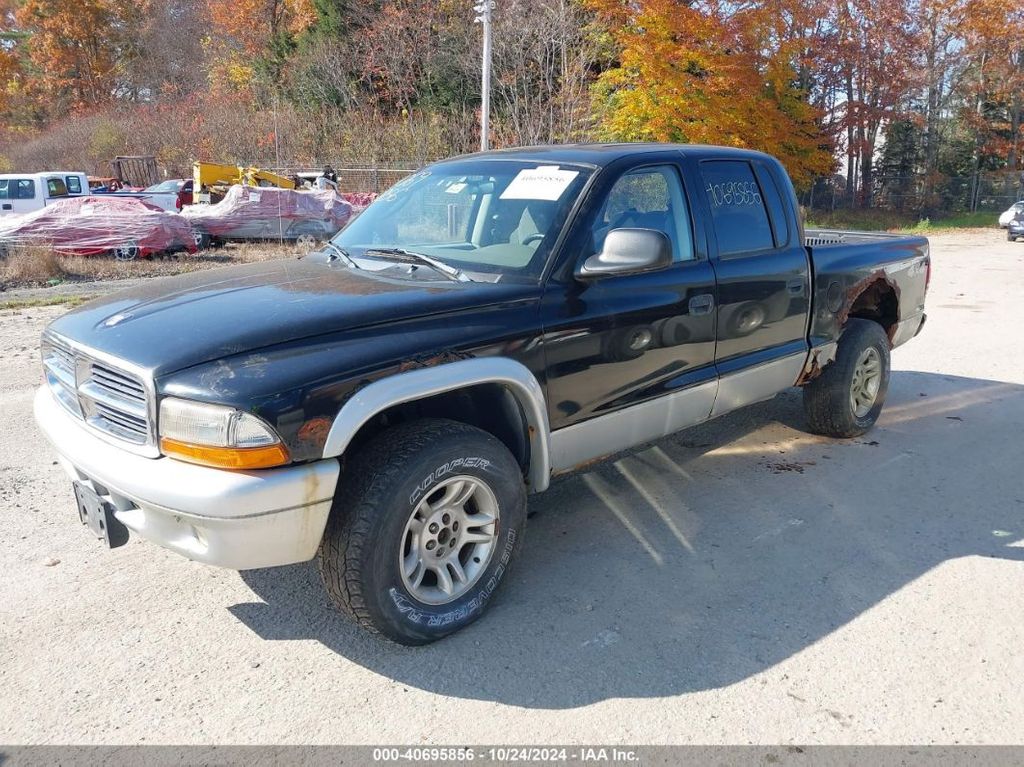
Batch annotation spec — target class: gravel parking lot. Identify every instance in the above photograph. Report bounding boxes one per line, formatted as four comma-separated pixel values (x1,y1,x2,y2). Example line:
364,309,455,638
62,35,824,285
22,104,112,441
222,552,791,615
1,229,1022,745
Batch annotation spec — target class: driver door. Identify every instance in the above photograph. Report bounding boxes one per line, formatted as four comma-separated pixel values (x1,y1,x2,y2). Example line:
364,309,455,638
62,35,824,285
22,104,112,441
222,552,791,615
539,155,719,468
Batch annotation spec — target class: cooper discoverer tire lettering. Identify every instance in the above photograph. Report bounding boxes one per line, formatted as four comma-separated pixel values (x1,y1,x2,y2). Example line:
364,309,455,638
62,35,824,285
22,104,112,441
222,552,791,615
317,418,527,645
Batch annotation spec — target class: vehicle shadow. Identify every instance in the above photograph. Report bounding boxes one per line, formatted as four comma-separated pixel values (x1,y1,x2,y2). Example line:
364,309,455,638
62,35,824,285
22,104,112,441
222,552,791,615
232,370,1024,709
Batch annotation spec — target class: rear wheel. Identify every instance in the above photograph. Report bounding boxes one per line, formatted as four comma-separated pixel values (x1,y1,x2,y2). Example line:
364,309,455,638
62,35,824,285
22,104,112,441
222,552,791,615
802,318,891,438
317,418,527,645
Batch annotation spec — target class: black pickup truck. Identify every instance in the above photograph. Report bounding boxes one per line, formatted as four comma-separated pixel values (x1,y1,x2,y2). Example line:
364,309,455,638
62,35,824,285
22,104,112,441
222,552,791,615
35,144,929,644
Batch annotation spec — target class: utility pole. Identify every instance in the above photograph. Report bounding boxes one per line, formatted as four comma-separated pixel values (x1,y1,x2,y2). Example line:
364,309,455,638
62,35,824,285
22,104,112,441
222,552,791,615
473,0,495,151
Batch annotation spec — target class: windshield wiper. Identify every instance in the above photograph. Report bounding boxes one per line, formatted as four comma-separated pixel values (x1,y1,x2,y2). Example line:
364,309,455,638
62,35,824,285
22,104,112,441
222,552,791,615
322,241,360,269
362,247,471,282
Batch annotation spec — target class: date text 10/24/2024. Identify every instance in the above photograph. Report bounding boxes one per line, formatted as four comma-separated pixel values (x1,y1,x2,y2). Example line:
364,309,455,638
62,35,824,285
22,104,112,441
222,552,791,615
372,747,640,762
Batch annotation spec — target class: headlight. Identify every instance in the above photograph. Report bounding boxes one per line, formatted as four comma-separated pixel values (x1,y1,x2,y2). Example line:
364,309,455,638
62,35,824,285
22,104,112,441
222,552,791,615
158,397,289,469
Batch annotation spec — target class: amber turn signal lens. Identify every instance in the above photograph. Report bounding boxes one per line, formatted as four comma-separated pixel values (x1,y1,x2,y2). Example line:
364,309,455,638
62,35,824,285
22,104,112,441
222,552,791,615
160,438,290,470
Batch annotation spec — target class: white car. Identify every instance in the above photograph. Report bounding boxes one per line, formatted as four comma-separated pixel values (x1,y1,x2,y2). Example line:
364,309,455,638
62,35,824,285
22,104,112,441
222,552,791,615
998,201,1024,227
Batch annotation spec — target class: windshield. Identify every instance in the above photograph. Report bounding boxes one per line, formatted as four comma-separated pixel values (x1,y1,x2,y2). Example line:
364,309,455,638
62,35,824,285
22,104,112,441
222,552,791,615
145,180,182,193
333,159,592,281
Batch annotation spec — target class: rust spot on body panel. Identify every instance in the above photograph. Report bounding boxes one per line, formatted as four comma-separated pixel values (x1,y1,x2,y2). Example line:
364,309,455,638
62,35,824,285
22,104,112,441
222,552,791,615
838,270,901,345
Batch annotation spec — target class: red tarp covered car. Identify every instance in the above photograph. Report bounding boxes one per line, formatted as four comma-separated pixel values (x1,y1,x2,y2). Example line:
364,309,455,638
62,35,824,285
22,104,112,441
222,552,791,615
182,185,356,246
338,191,377,210
0,196,196,260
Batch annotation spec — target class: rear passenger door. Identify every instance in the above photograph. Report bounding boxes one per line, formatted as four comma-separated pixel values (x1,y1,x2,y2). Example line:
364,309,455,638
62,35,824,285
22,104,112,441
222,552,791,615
693,158,810,414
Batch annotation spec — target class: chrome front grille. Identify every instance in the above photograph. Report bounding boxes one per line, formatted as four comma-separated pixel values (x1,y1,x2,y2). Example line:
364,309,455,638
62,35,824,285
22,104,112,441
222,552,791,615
42,333,157,455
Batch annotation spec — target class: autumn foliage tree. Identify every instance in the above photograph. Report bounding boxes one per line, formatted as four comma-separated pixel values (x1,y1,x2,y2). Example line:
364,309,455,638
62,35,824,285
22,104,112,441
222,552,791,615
15,0,143,112
586,0,835,189
0,0,1022,215
206,0,316,92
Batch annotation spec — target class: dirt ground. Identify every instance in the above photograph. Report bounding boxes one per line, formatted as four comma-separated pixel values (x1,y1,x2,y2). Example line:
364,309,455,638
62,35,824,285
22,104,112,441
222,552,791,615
0,228,1022,745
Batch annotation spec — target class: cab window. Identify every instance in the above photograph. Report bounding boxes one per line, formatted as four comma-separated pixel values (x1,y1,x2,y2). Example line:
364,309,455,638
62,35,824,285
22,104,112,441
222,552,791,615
754,164,791,247
65,175,82,194
591,165,695,262
47,178,68,197
700,160,774,256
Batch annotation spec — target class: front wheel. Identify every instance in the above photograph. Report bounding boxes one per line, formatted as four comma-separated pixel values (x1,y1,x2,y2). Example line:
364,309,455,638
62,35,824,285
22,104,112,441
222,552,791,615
294,233,319,251
802,318,891,438
317,418,527,645
112,242,140,262
193,230,212,251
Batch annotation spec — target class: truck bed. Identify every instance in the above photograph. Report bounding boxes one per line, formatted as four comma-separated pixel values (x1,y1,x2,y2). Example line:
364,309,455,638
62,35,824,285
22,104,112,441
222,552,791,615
804,228,915,247
803,228,930,352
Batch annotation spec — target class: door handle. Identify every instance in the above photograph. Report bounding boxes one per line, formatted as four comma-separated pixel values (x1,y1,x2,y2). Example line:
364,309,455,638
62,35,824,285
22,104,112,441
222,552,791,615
786,278,805,295
688,294,715,315
1,204,10,210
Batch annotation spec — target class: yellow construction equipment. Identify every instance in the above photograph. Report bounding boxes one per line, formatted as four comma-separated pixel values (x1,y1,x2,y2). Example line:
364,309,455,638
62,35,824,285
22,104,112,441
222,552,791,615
192,162,296,204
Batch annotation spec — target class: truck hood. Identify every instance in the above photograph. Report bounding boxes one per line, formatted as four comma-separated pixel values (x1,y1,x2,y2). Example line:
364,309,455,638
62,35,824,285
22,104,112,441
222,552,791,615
47,259,540,376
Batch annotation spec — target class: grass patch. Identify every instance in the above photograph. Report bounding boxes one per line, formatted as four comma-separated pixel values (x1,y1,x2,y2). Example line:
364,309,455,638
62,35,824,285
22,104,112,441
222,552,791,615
806,209,1000,232
0,245,68,284
898,211,997,232
0,294,94,310
0,241,301,290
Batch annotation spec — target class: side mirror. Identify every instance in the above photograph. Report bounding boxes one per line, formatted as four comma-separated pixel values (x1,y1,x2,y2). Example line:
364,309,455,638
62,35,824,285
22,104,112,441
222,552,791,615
576,228,673,279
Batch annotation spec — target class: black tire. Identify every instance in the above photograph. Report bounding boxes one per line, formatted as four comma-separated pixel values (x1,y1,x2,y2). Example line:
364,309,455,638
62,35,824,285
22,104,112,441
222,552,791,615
193,230,212,251
1008,230,1014,242
317,418,527,645
802,318,891,438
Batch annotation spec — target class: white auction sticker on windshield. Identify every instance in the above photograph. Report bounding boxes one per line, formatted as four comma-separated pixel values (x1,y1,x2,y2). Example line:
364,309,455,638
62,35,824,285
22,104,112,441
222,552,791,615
500,166,579,201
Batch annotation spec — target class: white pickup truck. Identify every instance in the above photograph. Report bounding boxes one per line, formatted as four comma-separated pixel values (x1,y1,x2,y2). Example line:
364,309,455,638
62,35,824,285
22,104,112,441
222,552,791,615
0,172,89,216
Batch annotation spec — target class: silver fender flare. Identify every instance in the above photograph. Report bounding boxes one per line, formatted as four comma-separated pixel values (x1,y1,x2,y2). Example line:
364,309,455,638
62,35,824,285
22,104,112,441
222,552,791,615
321,357,552,492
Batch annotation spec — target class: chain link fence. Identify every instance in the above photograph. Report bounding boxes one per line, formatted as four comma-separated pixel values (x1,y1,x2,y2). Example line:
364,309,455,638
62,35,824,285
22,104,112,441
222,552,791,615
250,161,422,193
802,171,1024,215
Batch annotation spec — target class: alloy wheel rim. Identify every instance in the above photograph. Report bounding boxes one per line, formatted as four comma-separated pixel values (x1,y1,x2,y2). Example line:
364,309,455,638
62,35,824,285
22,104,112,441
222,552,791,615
850,346,882,418
399,475,500,605
114,244,138,262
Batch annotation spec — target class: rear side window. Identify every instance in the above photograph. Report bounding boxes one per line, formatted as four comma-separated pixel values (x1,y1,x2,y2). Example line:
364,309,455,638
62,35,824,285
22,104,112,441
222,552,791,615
47,178,68,197
17,180,36,199
700,161,774,256
65,175,82,194
754,164,790,247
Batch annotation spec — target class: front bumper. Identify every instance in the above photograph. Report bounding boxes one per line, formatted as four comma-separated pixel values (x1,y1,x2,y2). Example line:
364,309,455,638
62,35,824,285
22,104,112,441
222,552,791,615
34,386,340,570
